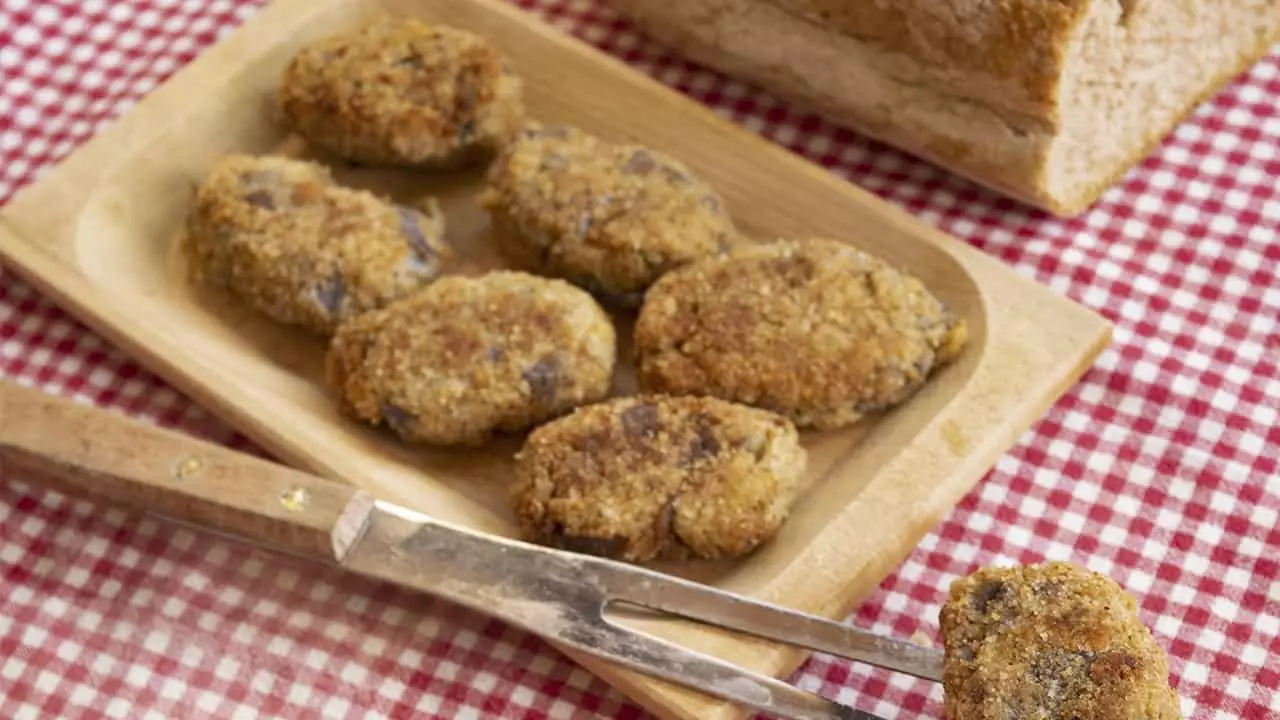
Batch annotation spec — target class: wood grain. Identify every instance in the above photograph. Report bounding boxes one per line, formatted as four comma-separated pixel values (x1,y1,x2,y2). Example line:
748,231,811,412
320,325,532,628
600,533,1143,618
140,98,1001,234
0,0,1112,718
0,378,371,561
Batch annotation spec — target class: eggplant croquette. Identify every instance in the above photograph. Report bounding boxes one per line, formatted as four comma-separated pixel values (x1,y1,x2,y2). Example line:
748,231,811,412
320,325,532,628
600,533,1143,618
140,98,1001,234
511,394,805,563
278,19,524,169
325,271,616,446
634,238,967,429
185,153,451,334
940,562,1182,720
480,123,736,306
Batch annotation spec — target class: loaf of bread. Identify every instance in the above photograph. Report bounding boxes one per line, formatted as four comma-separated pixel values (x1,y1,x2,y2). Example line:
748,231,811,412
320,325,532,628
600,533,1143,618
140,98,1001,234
602,0,1280,216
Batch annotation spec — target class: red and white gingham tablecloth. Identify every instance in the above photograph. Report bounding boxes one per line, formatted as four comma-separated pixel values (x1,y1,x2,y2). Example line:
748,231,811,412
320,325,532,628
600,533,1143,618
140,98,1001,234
1,1,1277,718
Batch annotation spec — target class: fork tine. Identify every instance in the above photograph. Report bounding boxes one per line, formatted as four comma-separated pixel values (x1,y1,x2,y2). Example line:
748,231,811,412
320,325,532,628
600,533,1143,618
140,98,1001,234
341,502,935,715
558,615,884,720
596,562,944,682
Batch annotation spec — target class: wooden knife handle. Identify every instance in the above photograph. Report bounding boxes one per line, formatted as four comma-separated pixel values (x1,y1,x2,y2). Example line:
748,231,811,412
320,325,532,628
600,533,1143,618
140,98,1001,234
0,378,370,561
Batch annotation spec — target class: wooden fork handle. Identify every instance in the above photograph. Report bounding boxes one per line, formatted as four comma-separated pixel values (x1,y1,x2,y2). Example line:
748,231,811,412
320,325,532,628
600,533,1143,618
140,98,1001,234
0,378,368,561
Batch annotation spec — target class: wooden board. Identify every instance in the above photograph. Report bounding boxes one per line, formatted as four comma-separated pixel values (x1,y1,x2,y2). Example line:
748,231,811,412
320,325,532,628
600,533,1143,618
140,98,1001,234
0,0,1112,718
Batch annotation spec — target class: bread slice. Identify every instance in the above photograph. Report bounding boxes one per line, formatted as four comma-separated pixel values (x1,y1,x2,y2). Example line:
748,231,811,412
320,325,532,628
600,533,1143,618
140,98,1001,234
602,0,1280,216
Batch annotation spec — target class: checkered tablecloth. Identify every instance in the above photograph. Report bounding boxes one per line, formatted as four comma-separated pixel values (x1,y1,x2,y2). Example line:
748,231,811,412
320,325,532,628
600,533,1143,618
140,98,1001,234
1,1,1277,718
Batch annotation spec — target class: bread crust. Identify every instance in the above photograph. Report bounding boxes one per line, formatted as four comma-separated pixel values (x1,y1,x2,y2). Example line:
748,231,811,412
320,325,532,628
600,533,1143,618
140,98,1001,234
604,0,1280,215
768,0,1090,122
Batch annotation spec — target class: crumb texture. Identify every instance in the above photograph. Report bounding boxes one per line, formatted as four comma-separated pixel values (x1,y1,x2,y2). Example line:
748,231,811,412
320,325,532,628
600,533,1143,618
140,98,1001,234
481,123,736,305
185,153,451,334
634,238,966,429
511,394,805,563
278,18,525,168
325,271,616,446
939,561,1183,720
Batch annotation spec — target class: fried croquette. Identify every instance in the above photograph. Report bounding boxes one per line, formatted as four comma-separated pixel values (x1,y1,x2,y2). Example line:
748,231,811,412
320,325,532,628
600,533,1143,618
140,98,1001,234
634,238,967,429
185,153,451,334
278,19,524,169
325,271,616,446
939,562,1182,720
511,394,805,563
481,123,736,306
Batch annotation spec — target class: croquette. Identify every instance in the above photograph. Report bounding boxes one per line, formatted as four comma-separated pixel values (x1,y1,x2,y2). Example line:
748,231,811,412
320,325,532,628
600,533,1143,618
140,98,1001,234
325,271,616,446
481,123,736,306
939,562,1183,720
185,153,451,334
278,19,525,169
511,394,806,563
634,238,967,429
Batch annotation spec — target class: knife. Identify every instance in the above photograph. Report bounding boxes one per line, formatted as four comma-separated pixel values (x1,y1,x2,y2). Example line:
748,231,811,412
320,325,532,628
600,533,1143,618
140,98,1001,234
0,378,943,720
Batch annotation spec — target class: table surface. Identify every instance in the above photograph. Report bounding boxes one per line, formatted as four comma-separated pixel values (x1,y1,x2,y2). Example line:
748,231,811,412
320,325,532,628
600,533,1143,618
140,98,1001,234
1,1,1277,719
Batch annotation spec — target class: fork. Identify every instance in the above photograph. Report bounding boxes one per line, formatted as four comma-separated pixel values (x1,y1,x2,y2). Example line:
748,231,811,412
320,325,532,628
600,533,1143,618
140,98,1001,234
0,378,943,720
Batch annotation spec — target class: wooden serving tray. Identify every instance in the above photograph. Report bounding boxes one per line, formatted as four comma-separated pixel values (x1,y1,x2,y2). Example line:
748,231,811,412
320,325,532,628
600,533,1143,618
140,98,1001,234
0,0,1112,718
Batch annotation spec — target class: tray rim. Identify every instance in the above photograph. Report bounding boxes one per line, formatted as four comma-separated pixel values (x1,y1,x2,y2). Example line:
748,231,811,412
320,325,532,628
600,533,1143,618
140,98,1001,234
0,0,1114,718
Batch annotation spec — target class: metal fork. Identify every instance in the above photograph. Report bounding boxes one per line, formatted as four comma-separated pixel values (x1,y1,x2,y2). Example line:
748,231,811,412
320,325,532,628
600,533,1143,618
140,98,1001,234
347,500,943,720
0,379,942,720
